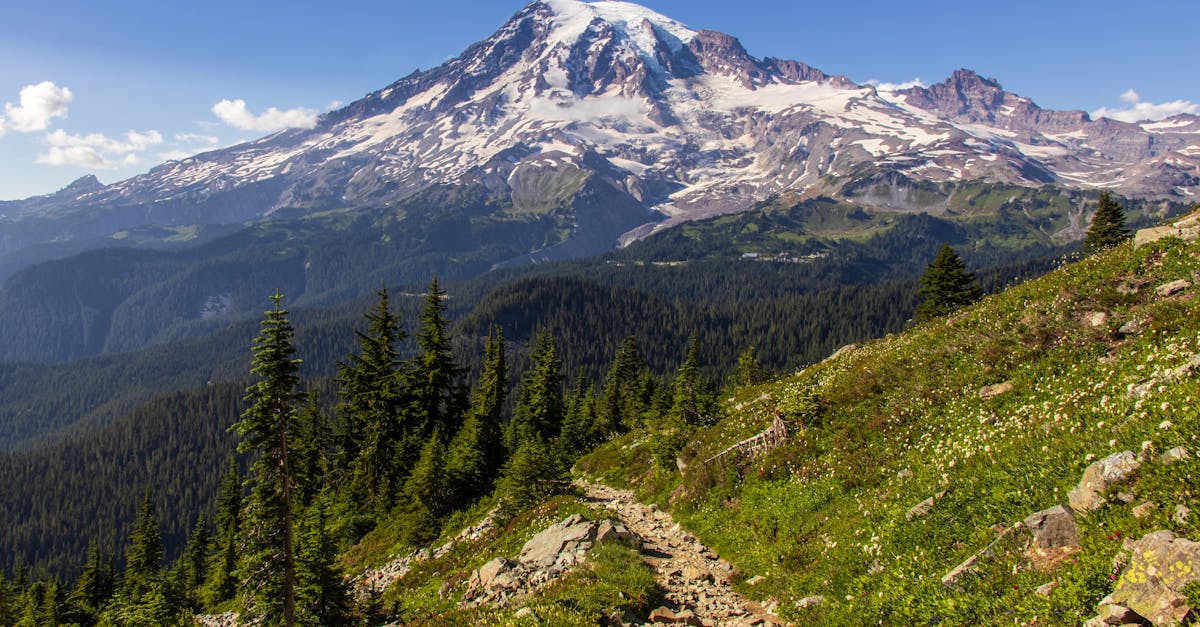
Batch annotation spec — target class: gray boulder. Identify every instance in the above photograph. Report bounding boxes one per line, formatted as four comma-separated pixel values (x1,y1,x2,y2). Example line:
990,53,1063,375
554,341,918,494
1068,451,1141,515
519,513,596,568
1024,505,1080,550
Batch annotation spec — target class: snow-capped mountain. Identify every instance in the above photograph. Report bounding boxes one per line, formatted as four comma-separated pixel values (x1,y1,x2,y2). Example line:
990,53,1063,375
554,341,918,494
4,0,1198,257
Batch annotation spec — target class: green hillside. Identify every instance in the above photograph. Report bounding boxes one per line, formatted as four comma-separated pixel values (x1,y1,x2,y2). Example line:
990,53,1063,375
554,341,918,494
579,215,1200,624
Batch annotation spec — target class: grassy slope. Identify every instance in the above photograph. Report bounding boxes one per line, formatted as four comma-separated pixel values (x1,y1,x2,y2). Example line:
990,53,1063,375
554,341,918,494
579,232,1200,625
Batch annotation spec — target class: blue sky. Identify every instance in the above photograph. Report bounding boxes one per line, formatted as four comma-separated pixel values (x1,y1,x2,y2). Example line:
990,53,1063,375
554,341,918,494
1,0,1196,200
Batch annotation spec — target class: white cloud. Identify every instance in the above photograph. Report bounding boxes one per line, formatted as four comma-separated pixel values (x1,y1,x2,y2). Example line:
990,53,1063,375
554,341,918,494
37,129,164,169
867,78,927,92
211,98,318,131
1092,89,1198,123
174,132,219,145
4,81,73,132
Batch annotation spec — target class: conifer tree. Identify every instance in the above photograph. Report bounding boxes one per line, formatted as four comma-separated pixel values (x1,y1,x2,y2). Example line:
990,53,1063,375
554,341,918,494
409,278,466,453
507,331,564,449
68,542,115,623
915,244,982,323
172,518,209,609
401,429,450,545
336,288,407,516
557,374,598,461
598,336,644,435
729,346,768,388
668,338,715,427
203,458,242,608
293,392,329,509
294,496,350,627
445,327,507,507
123,495,163,599
233,291,303,627
495,436,568,518
1084,190,1131,253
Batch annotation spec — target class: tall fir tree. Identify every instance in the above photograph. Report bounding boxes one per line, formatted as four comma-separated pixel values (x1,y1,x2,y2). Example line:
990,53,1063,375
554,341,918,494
68,542,116,624
445,327,508,508
557,374,598,462
1084,190,1131,254
598,336,644,435
233,291,303,627
123,494,163,600
172,517,210,610
294,496,350,627
401,429,450,545
335,288,408,516
202,458,242,608
914,244,983,323
406,277,466,474
507,331,564,450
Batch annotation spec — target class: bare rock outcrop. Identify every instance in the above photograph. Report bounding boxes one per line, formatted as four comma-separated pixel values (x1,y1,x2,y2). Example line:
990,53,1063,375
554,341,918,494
463,514,637,606
1086,530,1200,626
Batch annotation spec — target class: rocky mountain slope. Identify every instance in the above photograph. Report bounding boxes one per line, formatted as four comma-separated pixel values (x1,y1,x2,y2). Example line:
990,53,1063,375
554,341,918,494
2,0,1197,265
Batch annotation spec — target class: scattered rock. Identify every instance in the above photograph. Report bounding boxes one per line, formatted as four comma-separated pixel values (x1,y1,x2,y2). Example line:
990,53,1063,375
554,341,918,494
795,594,825,609
195,612,238,627
1035,582,1057,597
744,575,765,586
824,343,857,362
1158,446,1190,465
1068,451,1142,515
979,381,1015,400
1082,311,1110,328
906,490,948,521
1024,505,1081,550
1109,530,1200,626
1118,319,1144,336
1174,504,1192,525
649,606,704,625
1131,502,1158,519
596,519,639,547
1155,279,1192,298
896,467,914,481
1116,491,1138,504
467,557,517,596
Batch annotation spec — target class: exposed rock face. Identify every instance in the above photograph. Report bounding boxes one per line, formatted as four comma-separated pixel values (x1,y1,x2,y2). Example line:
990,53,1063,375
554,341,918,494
1155,279,1193,298
1024,505,1081,551
1135,211,1200,248
1068,451,1142,515
1108,530,1200,626
464,514,637,606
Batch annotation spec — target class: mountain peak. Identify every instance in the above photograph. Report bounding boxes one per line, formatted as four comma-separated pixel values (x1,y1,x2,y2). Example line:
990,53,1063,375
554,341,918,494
539,0,697,48
56,175,104,198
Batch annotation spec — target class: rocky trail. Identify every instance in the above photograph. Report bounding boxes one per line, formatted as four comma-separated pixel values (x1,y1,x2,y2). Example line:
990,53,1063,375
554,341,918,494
578,480,784,627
